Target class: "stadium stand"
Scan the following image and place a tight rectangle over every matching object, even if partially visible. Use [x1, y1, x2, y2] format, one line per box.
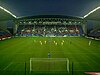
[0, 31, 12, 40]
[16, 25, 83, 37]
[88, 28, 100, 39]
[15, 15, 85, 37]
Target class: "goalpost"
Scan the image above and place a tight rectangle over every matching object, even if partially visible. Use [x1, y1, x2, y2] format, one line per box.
[30, 58, 70, 73]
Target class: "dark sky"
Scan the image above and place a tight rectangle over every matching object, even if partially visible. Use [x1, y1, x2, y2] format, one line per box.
[0, 0, 100, 17]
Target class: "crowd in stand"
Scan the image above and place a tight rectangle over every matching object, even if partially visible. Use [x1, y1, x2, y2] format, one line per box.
[0, 31, 12, 40]
[16, 25, 83, 37]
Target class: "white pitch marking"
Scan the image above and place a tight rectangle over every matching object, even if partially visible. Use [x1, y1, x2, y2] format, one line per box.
[3, 62, 13, 70]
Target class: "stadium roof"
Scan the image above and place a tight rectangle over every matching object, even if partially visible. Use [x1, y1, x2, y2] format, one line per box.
[84, 6, 100, 21]
[18, 15, 83, 20]
[0, 0, 100, 21]
[0, 6, 16, 21]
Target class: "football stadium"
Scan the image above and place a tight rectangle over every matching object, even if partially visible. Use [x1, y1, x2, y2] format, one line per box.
[0, 0, 100, 75]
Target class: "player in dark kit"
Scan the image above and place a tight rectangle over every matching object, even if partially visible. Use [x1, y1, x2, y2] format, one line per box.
[48, 52, 51, 58]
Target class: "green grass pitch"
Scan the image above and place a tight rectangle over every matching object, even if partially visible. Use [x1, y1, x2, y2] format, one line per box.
[0, 37, 100, 75]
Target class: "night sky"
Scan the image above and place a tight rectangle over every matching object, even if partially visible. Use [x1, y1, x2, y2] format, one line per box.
[0, 0, 100, 17]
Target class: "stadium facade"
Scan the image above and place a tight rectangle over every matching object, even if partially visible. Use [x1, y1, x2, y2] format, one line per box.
[14, 15, 86, 37]
[0, 6, 16, 40]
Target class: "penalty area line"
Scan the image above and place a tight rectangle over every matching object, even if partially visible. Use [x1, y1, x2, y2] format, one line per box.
[3, 62, 13, 70]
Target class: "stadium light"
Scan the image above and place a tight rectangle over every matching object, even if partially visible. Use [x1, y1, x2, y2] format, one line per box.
[0, 6, 17, 18]
[84, 6, 100, 18]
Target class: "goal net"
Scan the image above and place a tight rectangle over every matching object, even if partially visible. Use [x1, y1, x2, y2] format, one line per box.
[30, 58, 70, 73]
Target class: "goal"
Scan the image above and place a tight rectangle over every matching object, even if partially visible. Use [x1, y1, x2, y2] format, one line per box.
[30, 58, 70, 73]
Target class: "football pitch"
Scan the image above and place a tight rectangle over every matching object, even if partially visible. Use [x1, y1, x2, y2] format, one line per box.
[0, 37, 100, 75]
